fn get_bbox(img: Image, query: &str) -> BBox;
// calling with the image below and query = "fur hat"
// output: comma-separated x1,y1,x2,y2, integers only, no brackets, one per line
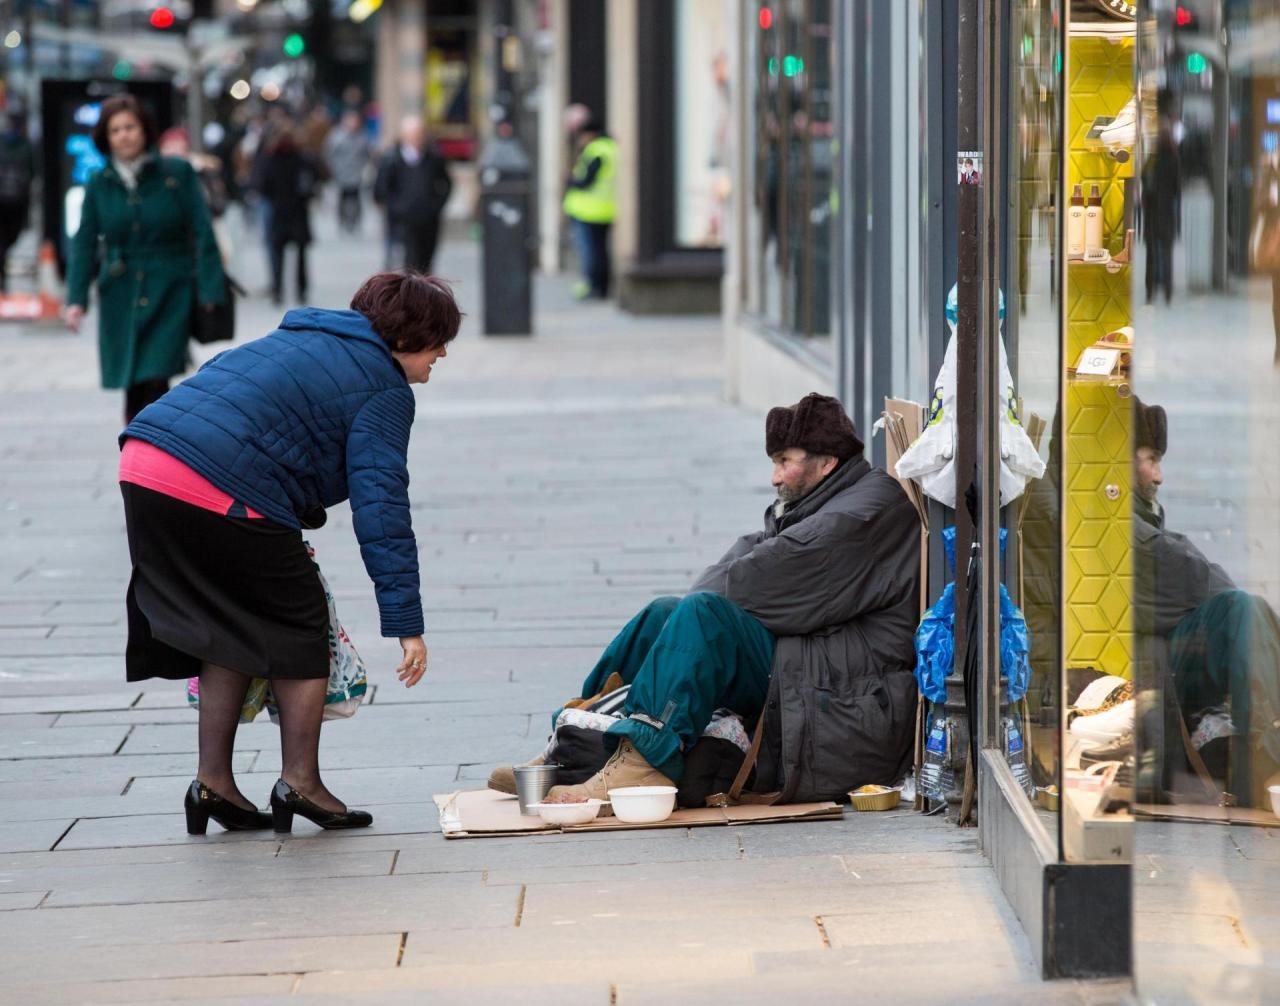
765,393,864,461
1133,398,1167,456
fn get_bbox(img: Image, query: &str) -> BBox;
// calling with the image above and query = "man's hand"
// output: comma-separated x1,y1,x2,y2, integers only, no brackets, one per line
396,635,427,688
63,305,85,332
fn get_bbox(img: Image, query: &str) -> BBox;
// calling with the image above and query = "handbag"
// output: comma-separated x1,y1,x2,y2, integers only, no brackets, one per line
185,541,367,722
158,157,241,345
1251,212,1280,274
190,274,244,345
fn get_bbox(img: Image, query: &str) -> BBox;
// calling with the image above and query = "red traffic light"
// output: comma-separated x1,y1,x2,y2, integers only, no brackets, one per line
758,7,773,30
149,6,175,28
1175,6,1193,27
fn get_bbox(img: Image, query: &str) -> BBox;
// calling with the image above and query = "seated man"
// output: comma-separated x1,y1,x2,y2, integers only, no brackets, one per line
490,393,922,805
1132,400,1280,808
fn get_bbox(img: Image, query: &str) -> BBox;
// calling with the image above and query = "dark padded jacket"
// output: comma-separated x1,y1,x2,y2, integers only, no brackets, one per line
691,456,920,801
121,308,422,638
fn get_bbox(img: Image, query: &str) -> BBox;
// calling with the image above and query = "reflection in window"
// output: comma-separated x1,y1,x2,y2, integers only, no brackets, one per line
1132,7,1280,998
674,0,731,248
744,0,833,339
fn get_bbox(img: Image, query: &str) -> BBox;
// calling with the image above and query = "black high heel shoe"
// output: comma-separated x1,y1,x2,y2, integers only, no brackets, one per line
270,778,373,833
184,780,274,835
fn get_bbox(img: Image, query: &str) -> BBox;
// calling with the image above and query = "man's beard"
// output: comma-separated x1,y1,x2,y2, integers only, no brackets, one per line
776,476,820,506
1134,481,1159,504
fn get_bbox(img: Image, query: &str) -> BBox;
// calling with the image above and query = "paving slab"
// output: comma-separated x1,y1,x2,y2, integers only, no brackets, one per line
0,817,75,854
2,874,514,953
0,691,140,714
0,750,256,784
0,931,402,984
0,724,130,758
4,975,299,1005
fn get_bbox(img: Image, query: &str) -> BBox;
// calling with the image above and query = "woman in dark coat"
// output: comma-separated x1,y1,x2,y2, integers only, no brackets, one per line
118,271,459,834
253,128,315,305
65,95,225,423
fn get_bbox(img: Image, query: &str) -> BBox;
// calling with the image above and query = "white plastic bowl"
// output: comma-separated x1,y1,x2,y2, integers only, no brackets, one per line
607,785,678,824
529,799,608,826
1269,784,1280,821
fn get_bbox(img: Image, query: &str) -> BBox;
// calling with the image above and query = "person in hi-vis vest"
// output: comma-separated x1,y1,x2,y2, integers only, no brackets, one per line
562,118,617,300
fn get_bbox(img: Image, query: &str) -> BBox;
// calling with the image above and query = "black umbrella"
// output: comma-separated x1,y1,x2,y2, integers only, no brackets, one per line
959,484,981,824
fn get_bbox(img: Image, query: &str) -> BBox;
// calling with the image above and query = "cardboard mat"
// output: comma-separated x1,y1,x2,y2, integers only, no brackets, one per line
1133,803,1280,828
433,788,843,839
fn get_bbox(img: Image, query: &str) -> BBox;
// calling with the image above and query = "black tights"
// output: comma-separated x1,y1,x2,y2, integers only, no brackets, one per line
124,379,169,425
197,663,344,813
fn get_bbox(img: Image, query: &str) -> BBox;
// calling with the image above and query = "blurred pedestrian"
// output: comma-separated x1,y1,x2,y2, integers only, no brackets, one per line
159,126,232,261
324,110,371,234
563,117,617,300
0,112,34,293
64,94,225,424
374,115,452,273
117,272,460,834
253,129,316,306
1141,114,1180,306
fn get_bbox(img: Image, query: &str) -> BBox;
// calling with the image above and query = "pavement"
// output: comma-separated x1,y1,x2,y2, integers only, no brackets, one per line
0,202,1130,1005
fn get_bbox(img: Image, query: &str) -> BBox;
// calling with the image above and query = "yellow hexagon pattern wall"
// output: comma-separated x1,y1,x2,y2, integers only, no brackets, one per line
1065,33,1134,680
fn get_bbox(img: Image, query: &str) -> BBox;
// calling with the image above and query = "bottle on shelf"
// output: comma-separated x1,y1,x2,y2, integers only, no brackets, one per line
1084,184,1104,258
1067,184,1086,259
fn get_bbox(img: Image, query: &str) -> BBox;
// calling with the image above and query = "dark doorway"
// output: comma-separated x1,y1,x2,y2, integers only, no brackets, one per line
567,0,607,127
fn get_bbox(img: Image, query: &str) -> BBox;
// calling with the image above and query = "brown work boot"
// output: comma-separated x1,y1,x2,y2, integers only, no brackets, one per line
545,739,674,805
487,753,546,795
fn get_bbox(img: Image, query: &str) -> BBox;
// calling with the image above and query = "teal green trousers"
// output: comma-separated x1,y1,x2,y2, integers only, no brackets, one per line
1170,589,1280,802
577,593,775,781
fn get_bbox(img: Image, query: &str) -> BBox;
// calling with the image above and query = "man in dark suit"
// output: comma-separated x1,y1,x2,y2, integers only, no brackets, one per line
374,115,453,273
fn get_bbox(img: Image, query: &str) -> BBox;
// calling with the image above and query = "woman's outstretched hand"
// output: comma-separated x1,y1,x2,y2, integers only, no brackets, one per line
63,305,85,332
396,635,427,688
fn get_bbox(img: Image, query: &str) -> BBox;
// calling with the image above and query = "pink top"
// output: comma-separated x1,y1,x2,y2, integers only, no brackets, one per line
119,439,264,519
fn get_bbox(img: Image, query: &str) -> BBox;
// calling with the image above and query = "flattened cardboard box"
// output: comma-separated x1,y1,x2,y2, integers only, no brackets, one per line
434,788,843,838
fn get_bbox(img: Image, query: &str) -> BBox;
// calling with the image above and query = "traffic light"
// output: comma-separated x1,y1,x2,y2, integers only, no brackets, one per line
282,32,305,58
149,6,176,29
1175,6,1194,28
758,7,773,30
1186,51,1207,74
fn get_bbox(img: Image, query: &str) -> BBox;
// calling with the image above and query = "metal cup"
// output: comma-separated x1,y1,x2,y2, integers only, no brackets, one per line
513,763,560,816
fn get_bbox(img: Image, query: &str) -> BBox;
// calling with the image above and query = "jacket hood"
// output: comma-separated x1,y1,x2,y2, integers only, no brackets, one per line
278,308,388,352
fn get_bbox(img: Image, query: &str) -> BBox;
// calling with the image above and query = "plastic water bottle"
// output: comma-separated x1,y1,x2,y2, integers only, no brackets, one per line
920,716,954,801
1004,714,1034,798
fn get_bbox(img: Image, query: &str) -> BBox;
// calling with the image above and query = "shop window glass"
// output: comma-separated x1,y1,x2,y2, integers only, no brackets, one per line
1004,0,1066,839
1132,2,1280,998
673,0,730,248
1058,0,1137,864
744,0,833,339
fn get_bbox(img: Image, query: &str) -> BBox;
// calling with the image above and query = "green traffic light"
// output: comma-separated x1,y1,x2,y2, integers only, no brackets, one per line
283,33,305,58
112,59,132,81
1186,52,1206,74
782,54,803,77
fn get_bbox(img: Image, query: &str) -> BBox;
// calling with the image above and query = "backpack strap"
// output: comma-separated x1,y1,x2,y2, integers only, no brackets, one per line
706,707,780,808
1176,710,1234,807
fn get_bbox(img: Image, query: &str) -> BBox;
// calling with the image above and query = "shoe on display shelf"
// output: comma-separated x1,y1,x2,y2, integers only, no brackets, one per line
1099,97,1136,155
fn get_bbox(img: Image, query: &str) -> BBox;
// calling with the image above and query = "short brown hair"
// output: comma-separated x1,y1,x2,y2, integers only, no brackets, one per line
93,94,158,156
350,272,462,353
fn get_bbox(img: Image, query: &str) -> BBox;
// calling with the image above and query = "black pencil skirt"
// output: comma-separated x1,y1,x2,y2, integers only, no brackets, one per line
121,482,329,682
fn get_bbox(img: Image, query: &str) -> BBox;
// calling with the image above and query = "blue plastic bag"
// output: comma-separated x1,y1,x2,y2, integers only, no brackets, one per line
913,527,1032,704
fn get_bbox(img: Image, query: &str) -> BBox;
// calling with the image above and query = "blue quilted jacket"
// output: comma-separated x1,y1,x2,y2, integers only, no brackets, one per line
121,308,422,637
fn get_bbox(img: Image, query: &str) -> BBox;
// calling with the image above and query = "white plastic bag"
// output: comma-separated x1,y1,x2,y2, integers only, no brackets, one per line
894,286,1045,508
186,541,366,723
